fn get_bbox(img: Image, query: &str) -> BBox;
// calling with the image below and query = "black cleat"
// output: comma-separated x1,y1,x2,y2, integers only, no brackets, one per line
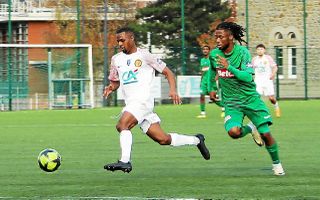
104,160,132,173
195,134,210,160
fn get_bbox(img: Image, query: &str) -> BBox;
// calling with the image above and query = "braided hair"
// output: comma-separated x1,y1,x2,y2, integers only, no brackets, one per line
216,22,247,45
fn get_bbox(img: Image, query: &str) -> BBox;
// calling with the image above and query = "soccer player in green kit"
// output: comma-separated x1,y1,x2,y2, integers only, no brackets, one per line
210,22,285,176
197,45,224,118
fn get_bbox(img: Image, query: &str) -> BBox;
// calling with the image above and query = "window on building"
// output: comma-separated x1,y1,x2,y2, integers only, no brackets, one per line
274,46,284,79
288,32,296,39
275,32,283,40
288,46,297,79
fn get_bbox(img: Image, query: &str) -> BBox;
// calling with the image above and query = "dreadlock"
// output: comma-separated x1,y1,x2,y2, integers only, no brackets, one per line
216,22,247,45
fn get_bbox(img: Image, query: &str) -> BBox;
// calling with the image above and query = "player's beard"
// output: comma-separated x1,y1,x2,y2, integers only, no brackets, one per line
218,43,229,51
121,47,128,54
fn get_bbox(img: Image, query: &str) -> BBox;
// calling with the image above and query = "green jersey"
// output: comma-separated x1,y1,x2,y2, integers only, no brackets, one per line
209,44,259,105
200,57,211,78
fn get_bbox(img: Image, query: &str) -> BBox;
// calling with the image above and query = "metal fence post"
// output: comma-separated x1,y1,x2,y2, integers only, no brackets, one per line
275,47,280,100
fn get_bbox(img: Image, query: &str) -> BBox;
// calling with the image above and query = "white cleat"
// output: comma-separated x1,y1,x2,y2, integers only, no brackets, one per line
272,163,285,176
247,122,264,147
197,113,206,118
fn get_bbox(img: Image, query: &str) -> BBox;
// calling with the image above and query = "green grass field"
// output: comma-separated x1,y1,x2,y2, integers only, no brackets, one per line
0,100,320,199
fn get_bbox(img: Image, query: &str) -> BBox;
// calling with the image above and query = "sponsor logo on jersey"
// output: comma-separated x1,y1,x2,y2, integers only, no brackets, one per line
201,66,209,71
127,59,131,66
217,68,235,78
122,70,138,85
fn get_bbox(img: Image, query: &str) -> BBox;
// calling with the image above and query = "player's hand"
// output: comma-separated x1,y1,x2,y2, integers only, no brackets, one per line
169,91,182,105
103,85,114,98
270,74,275,80
209,92,218,102
216,55,229,69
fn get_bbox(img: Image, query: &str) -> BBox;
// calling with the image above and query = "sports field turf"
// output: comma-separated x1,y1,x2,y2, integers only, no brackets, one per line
0,100,319,199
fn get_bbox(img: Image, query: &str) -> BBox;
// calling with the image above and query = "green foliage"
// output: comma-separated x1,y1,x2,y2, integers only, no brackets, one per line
129,0,230,74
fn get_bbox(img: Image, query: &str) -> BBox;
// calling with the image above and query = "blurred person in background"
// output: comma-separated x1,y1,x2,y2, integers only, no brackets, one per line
252,44,281,117
197,45,224,119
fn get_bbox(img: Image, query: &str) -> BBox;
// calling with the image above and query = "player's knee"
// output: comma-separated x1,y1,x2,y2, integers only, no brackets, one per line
228,127,241,139
116,123,128,132
260,132,275,146
270,98,276,104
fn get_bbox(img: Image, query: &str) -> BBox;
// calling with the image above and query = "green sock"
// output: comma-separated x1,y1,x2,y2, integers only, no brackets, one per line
200,103,205,112
266,143,280,164
240,125,252,138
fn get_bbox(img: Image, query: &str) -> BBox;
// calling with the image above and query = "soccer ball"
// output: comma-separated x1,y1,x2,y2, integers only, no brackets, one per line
37,148,61,172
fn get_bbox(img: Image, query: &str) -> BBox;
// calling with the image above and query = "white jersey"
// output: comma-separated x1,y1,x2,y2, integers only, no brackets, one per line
252,54,277,81
108,48,166,107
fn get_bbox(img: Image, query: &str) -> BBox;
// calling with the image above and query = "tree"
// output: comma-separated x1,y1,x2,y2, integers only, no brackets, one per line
44,0,136,77
129,0,230,75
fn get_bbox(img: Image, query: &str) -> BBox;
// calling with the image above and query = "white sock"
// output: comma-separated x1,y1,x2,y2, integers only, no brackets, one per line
274,102,279,109
119,130,132,163
200,111,206,115
169,133,200,147
221,107,225,112
247,121,255,132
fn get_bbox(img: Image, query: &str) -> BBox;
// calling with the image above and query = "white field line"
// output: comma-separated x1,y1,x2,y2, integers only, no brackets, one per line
0,124,114,128
0,197,198,200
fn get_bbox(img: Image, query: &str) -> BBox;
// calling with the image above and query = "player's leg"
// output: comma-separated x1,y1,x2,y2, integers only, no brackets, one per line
197,94,206,118
197,78,208,118
266,81,280,117
267,81,281,117
142,116,210,160
246,98,285,175
258,124,285,175
104,111,138,173
224,107,253,139
224,105,264,146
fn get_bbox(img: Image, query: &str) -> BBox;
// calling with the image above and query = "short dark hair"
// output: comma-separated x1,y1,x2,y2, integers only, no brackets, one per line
202,45,211,50
256,44,266,49
116,27,135,37
216,22,247,45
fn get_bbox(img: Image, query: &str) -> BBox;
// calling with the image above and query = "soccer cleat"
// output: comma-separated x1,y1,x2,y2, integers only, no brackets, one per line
104,160,132,173
197,114,206,119
247,122,264,147
195,134,210,160
272,163,285,176
275,108,281,118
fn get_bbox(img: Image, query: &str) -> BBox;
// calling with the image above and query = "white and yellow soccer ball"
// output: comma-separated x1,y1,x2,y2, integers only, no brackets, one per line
38,148,61,172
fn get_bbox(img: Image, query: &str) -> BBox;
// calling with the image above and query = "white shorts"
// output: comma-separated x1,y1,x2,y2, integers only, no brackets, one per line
255,80,275,96
122,103,161,133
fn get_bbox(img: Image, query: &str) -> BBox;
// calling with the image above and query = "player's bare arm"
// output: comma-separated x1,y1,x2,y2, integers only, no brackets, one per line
270,64,278,80
162,67,182,105
103,80,120,98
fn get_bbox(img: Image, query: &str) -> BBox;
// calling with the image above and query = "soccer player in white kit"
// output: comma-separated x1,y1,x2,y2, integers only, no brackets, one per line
252,44,281,117
103,27,210,173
